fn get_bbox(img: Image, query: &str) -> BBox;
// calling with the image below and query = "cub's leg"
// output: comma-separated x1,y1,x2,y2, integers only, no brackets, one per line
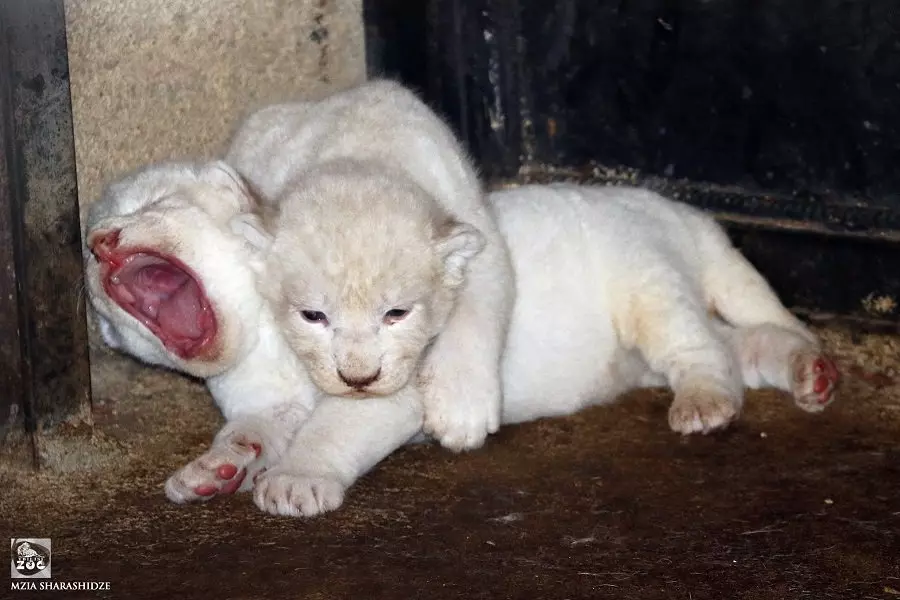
165,404,309,503
254,391,424,518
717,322,840,412
696,224,840,410
620,269,743,435
699,223,815,341
419,241,514,452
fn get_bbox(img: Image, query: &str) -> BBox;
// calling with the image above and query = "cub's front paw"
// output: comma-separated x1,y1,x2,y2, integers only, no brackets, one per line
420,363,500,453
165,433,263,504
252,468,346,517
668,389,739,435
790,350,839,413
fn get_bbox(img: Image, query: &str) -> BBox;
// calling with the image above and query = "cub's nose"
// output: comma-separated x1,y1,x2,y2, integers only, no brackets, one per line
88,229,121,260
338,368,381,389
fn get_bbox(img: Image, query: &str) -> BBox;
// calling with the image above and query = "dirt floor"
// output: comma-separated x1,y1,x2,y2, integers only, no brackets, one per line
2,324,899,600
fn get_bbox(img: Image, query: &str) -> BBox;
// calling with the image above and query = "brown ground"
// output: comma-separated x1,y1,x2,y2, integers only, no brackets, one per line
2,324,899,600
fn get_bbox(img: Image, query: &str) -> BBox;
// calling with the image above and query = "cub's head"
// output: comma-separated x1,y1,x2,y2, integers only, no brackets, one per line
235,162,484,398
84,161,263,378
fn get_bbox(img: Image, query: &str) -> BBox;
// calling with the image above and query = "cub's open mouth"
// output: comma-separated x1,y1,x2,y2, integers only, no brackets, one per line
98,246,217,360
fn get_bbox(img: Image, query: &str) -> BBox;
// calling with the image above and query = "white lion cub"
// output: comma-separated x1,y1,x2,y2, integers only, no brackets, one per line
250,159,483,401
226,79,515,452
249,183,839,517
84,161,320,503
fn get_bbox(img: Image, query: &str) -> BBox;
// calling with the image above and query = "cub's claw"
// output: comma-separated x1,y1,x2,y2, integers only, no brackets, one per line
252,468,347,517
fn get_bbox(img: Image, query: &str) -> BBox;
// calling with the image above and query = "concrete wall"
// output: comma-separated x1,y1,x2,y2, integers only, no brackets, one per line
65,0,366,211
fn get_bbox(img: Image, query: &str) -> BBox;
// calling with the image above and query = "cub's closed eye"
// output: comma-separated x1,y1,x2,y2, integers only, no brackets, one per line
300,310,329,324
383,308,410,324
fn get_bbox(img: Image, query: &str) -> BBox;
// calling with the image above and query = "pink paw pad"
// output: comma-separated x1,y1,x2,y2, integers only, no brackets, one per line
236,441,263,457
812,357,840,403
217,464,238,480
194,484,217,497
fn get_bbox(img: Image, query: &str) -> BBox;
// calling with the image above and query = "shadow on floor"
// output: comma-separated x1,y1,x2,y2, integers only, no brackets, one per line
2,326,899,599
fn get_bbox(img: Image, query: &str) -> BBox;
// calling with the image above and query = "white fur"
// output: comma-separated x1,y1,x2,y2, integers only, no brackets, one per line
85,161,257,379
254,184,837,517
84,161,320,503
86,165,836,517
226,80,515,452
252,160,484,403
495,184,820,424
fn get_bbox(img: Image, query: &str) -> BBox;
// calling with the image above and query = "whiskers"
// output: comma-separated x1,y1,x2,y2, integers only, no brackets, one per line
71,273,88,318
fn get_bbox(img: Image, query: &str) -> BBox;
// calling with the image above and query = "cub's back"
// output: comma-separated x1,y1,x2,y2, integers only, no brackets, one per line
225,80,481,220
490,184,716,265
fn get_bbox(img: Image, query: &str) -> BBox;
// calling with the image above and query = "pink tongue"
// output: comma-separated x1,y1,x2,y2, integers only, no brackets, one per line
156,279,204,339
120,255,206,340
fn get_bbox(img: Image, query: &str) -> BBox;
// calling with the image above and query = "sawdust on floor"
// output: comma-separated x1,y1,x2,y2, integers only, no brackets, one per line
1,324,898,599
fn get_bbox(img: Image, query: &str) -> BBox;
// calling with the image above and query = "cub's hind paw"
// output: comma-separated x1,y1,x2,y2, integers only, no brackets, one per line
165,434,263,504
668,390,739,435
791,351,839,412
252,469,346,518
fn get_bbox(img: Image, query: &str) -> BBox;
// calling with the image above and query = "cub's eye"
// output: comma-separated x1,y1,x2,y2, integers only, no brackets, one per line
300,310,329,325
383,308,410,325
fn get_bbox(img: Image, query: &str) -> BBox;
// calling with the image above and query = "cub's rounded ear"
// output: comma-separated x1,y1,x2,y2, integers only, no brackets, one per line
200,161,258,212
230,213,273,257
434,220,485,287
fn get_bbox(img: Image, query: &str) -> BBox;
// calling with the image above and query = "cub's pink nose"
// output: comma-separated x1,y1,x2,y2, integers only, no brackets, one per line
89,229,120,261
338,368,381,389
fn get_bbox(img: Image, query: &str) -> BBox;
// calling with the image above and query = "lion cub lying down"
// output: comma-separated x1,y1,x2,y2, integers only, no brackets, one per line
243,182,838,516
84,163,838,517
227,80,515,454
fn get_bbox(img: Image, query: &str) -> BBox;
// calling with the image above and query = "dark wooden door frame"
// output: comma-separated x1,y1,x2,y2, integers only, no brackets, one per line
365,0,900,329
0,0,92,465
